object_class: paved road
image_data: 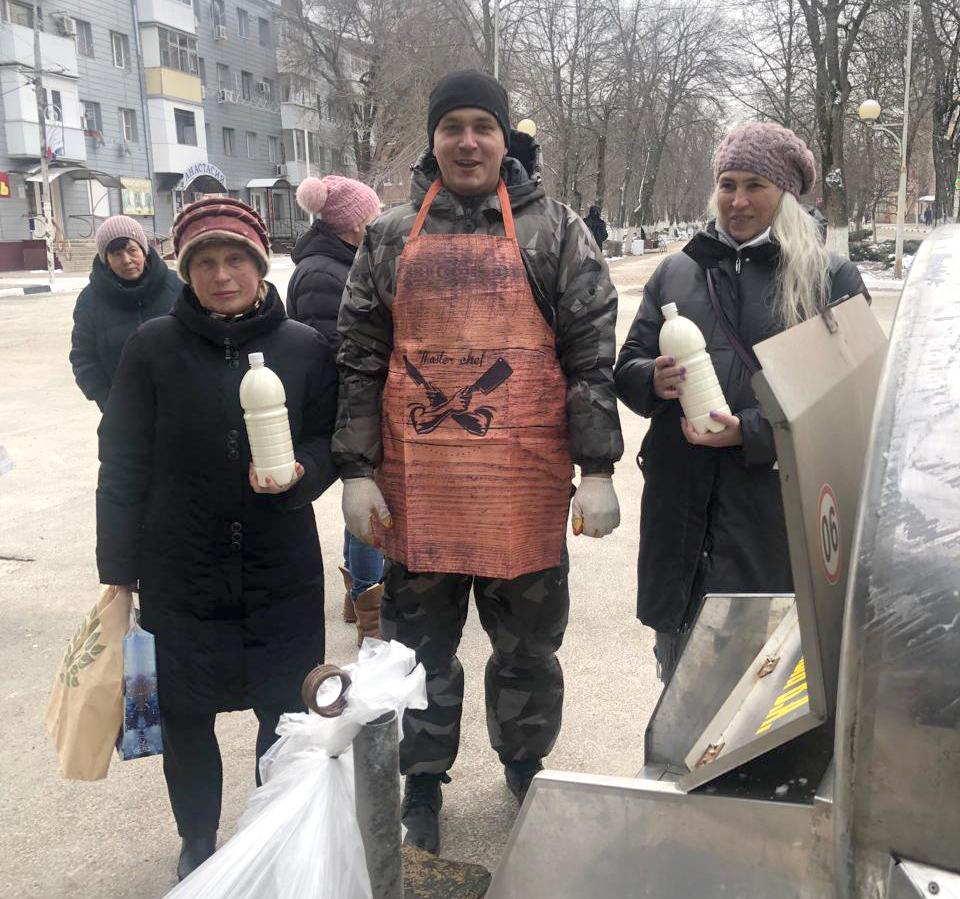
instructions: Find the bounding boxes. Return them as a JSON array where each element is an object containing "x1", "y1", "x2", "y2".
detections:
[{"x1": 0, "y1": 253, "x2": 899, "y2": 897}]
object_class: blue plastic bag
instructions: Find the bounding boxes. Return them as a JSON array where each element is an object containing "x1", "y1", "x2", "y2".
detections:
[{"x1": 116, "y1": 606, "x2": 162, "y2": 761}]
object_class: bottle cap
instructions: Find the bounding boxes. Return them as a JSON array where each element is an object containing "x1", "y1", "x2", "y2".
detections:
[
  {"x1": 248, "y1": 352, "x2": 265, "y2": 367},
  {"x1": 662, "y1": 302, "x2": 678, "y2": 318}
]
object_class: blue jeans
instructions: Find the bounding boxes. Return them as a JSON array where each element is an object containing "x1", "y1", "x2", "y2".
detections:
[{"x1": 343, "y1": 528, "x2": 384, "y2": 599}]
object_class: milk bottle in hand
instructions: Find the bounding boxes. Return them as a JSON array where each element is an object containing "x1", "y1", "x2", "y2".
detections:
[
  {"x1": 659, "y1": 302, "x2": 731, "y2": 434},
  {"x1": 239, "y1": 352, "x2": 297, "y2": 487}
]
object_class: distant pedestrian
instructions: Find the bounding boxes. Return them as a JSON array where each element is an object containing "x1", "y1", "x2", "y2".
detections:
[
  {"x1": 614, "y1": 121, "x2": 869, "y2": 683},
  {"x1": 288, "y1": 175, "x2": 384, "y2": 643},
  {"x1": 69, "y1": 215, "x2": 179, "y2": 410},
  {"x1": 584, "y1": 205, "x2": 608, "y2": 250},
  {"x1": 97, "y1": 197, "x2": 338, "y2": 882},
  {"x1": 923, "y1": 207, "x2": 933, "y2": 226}
]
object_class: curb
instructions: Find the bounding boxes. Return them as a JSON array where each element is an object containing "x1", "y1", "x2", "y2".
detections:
[{"x1": 0, "y1": 285, "x2": 54, "y2": 298}]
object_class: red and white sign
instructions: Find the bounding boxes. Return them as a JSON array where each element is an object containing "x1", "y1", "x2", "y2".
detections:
[{"x1": 818, "y1": 484, "x2": 841, "y2": 585}]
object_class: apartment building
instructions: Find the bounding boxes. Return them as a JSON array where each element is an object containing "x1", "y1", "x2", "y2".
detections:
[{"x1": 0, "y1": 0, "x2": 356, "y2": 271}]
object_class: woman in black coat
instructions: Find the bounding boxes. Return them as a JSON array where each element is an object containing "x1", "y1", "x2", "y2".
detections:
[
  {"x1": 584, "y1": 205, "x2": 608, "y2": 251},
  {"x1": 615, "y1": 122, "x2": 868, "y2": 682},
  {"x1": 70, "y1": 216, "x2": 180, "y2": 410},
  {"x1": 96, "y1": 197, "x2": 338, "y2": 881},
  {"x1": 287, "y1": 176, "x2": 386, "y2": 643}
]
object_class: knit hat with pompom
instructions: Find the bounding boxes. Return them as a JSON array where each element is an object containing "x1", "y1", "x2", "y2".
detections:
[{"x1": 295, "y1": 176, "x2": 380, "y2": 234}]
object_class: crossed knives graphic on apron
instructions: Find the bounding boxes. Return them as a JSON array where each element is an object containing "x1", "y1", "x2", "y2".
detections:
[{"x1": 377, "y1": 179, "x2": 574, "y2": 580}]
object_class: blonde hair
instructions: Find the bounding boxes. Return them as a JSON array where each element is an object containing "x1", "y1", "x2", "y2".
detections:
[{"x1": 709, "y1": 189, "x2": 831, "y2": 328}]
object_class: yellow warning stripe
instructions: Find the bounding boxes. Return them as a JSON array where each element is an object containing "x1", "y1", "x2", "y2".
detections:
[{"x1": 756, "y1": 657, "x2": 809, "y2": 735}]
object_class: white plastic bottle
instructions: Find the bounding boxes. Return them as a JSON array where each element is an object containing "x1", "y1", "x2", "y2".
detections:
[
  {"x1": 239, "y1": 352, "x2": 297, "y2": 487},
  {"x1": 659, "y1": 302, "x2": 731, "y2": 434}
]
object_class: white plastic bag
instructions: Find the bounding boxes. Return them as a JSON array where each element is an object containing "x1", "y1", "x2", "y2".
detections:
[{"x1": 165, "y1": 639, "x2": 427, "y2": 899}]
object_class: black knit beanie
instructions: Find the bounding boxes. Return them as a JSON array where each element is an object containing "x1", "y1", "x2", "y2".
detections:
[{"x1": 427, "y1": 70, "x2": 510, "y2": 149}]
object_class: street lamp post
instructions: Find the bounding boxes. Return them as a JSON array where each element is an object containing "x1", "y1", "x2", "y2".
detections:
[{"x1": 856, "y1": 0, "x2": 915, "y2": 280}]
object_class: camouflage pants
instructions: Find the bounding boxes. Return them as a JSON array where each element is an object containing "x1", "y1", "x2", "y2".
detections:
[{"x1": 380, "y1": 552, "x2": 570, "y2": 775}]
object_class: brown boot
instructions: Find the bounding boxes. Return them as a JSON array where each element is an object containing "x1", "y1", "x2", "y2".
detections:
[
  {"x1": 354, "y1": 582, "x2": 383, "y2": 647},
  {"x1": 339, "y1": 567, "x2": 357, "y2": 623}
]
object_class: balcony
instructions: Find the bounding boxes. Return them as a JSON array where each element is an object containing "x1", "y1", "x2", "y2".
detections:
[
  {"x1": 144, "y1": 67, "x2": 202, "y2": 103},
  {"x1": 281, "y1": 101, "x2": 320, "y2": 131},
  {"x1": 5, "y1": 121, "x2": 87, "y2": 161},
  {"x1": 0, "y1": 22, "x2": 78, "y2": 77},
  {"x1": 136, "y1": 0, "x2": 196, "y2": 33}
]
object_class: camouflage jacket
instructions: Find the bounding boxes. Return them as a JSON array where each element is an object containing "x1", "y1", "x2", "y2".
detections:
[{"x1": 333, "y1": 146, "x2": 624, "y2": 478}]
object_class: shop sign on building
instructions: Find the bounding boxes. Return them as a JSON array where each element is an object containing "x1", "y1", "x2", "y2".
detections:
[
  {"x1": 173, "y1": 162, "x2": 227, "y2": 192},
  {"x1": 0, "y1": 173, "x2": 10, "y2": 198},
  {"x1": 121, "y1": 177, "x2": 155, "y2": 216}
]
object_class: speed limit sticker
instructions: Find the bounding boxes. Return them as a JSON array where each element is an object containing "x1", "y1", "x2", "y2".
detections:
[{"x1": 818, "y1": 484, "x2": 841, "y2": 584}]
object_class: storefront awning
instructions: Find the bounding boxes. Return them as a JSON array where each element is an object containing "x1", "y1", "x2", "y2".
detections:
[
  {"x1": 919, "y1": 195, "x2": 934, "y2": 202},
  {"x1": 25, "y1": 165, "x2": 122, "y2": 188},
  {"x1": 246, "y1": 177, "x2": 291, "y2": 189}
]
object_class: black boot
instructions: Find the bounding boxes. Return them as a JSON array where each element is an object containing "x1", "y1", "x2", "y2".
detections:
[
  {"x1": 177, "y1": 834, "x2": 216, "y2": 881},
  {"x1": 401, "y1": 772, "x2": 450, "y2": 855},
  {"x1": 504, "y1": 760, "x2": 543, "y2": 806}
]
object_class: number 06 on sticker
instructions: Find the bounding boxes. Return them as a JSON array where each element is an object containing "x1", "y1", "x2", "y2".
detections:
[{"x1": 818, "y1": 483, "x2": 841, "y2": 585}]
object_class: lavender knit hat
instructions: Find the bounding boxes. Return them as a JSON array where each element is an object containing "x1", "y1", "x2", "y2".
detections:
[
  {"x1": 713, "y1": 122, "x2": 817, "y2": 198},
  {"x1": 95, "y1": 215, "x2": 148, "y2": 262},
  {"x1": 295, "y1": 176, "x2": 381, "y2": 233}
]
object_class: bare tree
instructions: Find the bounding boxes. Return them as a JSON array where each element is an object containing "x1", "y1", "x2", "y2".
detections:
[
  {"x1": 797, "y1": 0, "x2": 874, "y2": 254},
  {"x1": 919, "y1": 0, "x2": 960, "y2": 222}
]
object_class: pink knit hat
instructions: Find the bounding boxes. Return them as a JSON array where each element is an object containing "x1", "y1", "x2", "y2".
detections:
[
  {"x1": 95, "y1": 215, "x2": 148, "y2": 262},
  {"x1": 713, "y1": 122, "x2": 817, "y2": 197},
  {"x1": 295, "y1": 176, "x2": 380, "y2": 233}
]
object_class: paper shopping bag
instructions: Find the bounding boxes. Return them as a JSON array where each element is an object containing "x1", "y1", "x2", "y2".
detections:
[
  {"x1": 46, "y1": 585, "x2": 133, "y2": 780},
  {"x1": 116, "y1": 611, "x2": 163, "y2": 761}
]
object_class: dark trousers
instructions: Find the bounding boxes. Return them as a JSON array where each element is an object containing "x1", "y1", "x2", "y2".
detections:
[
  {"x1": 161, "y1": 707, "x2": 286, "y2": 839},
  {"x1": 380, "y1": 552, "x2": 570, "y2": 776}
]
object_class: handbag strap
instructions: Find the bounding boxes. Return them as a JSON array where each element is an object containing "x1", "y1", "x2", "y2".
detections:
[{"x1": 706, "y1": 268, "x2": 761, "y2": 375}]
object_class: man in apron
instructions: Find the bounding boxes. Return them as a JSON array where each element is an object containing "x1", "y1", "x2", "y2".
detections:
[{"x1": 334, "y1": 70, "x2": 623, "y2": 854}]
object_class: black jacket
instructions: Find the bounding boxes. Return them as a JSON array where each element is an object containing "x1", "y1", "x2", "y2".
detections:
[
  {"x1": 614, "y1": 224, "x2": 868, "y2": 632},
  {"x1": 96, "y1": 285, "x2": 338, "y2": 715},
  {"x1": 70, "y1": 247, "x2": 181, "y2": 410},
  {"x1": 584, "y1": 207, "x2": 608, "y2": 248},
  {"x1": 287, "y1": 221, "x2": 356, "y2": 348}
]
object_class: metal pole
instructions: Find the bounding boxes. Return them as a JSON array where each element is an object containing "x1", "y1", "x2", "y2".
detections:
[
  {"x1": 32, "y1": 7, "x2": 55, "y2": 287},
  {"x1": 894, "y1": 0, "x2": 915, "y2": 280},
  {"x1": 353, "y1": 711, "x2": 403, "y2": 899},
  {"x1": 493, "y1": 0, "x2": 499, "y2": 80}
]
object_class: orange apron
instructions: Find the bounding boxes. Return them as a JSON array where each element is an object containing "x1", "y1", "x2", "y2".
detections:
[{"x1": 377, "y1": 179, "x2": 573, "y2": 579}]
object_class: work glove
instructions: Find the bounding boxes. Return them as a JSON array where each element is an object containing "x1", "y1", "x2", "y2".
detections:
[
  {"x1": 571, "y1": 474, "x2": 620, "y2": 538},
  {"x1": 342, "y1": 477, "x2": 393, "y2": 547}
]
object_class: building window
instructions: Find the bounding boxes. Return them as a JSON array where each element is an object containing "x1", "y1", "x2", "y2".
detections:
[
  {"x1": 159, "y1": 27, "x2": 199, "y2": 75},
  {"x1": 74, "y1": 19, "x2": 95, "y2": 58},
  {"x1": 267, "y1": 135, "x2": 279, "y2": 163},
  {"x1": 260, "y1": 77, "x2": 273, "y2": 97},
  {"x1": 119, "y1": 108, "x2": 138, "y2": 143},
  {"x1": 293, "y1": 130, "x2": 306, "y2": 162},
  {"x1": 6, "y1": 1, "x2": 34, "y2": 27},
  {"x1": 42, "y1": 89, "x2": 63, "y2": 124},
  {"x1": 175, "y1": 108, "x2": 198, "y2": 146},
  {"x1": 81, "y1": 100, "x2": 103, "y2": 134},
  {"x1": 314, "y1": 144, "x2": 326, "y2": 171},
  {"x1": 223, "y1": 127, "x2": 235, "y2": 156},
  {"x1": 307, "y1": 131, "x2": 319, "y2": 166},
  {"x1": 258, "y1": 17, "x2": 270, "y2": 46},
  {"x1": 216, "y1": 63, "x2": 229, "y2": 90},
  {"x1": 246, "y1": 132, "x2": 257, "y2": 158},
  {"x1": 240, "y1": 71, "x2": 252, "y2": 100},
  {"x1": 111, "y1": 32, "x2": 130, "y2": 68},
  {"x1": 237, "y1": 8, "x2": 249, "y2": 38}
]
